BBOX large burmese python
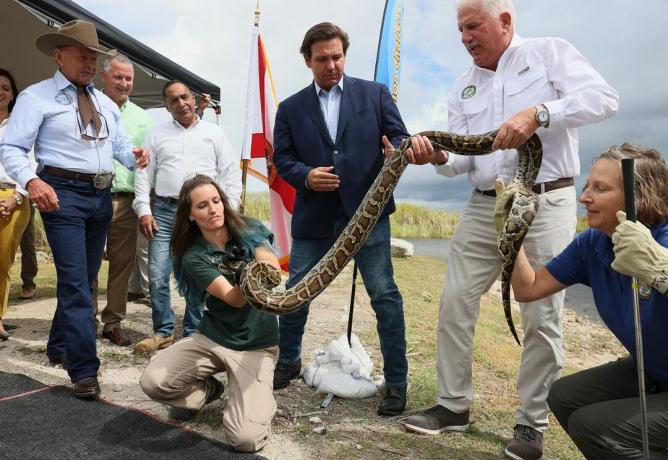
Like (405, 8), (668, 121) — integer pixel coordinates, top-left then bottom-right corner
(240, 130), (543, 345)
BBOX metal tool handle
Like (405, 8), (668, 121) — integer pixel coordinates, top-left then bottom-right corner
(622, 158), (650, 459)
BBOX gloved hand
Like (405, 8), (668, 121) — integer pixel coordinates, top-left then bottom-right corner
(218, 246), (248, 285)
(612, 211), (668, 295)
(494, 178), (520, 235)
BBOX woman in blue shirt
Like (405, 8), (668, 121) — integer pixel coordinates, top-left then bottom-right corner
(140, 174), (279, 453)
(509, 144), (667, 459)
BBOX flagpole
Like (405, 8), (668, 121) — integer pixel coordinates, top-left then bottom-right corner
(240, 3), (261, 215)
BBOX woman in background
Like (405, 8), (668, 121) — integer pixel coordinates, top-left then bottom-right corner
(0, 68), (30, 340)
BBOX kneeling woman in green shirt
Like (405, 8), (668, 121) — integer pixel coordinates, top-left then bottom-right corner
(140, 174), (279, 453)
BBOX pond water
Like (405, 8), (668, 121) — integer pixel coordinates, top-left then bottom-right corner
(406, 238), (602, 323)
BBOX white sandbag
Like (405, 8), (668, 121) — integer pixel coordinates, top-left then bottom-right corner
(303, 333), (377, 399)
(317, 370), (377, 399)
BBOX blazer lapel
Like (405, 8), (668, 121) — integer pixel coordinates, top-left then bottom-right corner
(305, 83), (333, 145)
(335, 75), (355, 145)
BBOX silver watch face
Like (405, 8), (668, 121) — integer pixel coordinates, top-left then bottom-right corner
(537, 110), (549, 123)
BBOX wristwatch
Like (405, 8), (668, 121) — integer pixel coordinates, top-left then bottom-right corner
(534, 104), (550, 128)
(12, 192), (23, 205)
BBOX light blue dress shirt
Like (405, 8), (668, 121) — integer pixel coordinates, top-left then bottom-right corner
(314, 80), (343, 143)
(0, 70), (136, 189)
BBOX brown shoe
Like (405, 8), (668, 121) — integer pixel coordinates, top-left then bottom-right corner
(102, 327), (131, 346)
(19, 286), (35, 300)
(133, 334), (174, 354)
(73, 376), (100, 399)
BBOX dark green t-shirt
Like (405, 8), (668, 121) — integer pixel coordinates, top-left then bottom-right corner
(182, 238), (278, 351)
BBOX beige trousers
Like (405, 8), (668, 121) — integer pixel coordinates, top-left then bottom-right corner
(437, 187), (576, 432)
(0, 188), (30, 317)
(140, 333), (277, 453)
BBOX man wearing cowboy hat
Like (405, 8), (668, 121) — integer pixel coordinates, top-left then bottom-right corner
(0, 19), (150, 399)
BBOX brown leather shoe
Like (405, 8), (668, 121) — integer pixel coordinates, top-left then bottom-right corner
(102, 327), (131, 346)
(73, 376), (100, 399)
(19, 286), (35, 300)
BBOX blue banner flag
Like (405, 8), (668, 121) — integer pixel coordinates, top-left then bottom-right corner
(374, 0), (404, 102)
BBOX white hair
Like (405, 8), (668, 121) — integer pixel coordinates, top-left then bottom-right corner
(456, 0), (517, 23)
(102, 52), (132, 72)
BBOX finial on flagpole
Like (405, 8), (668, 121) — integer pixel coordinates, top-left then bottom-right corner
(254, 1), (260, 27)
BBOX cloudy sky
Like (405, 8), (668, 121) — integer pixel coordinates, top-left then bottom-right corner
(75, 0), (668, 212)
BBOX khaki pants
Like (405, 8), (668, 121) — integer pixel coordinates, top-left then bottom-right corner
(437, 187), (576, 432)
(0, 188), (30, 317)
(140, 333), (277, 453)
(100, 194), (138, 331)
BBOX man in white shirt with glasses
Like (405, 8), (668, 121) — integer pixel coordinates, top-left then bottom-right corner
(402, 1), (619, 459)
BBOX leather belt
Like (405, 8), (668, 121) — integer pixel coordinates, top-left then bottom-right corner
(156, 195), (178, 205)
(111, 191), (134, 198)
(476, 177), (574, 197)
(43, 166), (97, 183)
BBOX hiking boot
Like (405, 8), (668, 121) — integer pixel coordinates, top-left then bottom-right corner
(273, 358), (301, 389)
(19, 286), (35, 300)
(169, 377), (224, 421)
(504, 424), (543, 460)
(378, 385), (407, 416)
(133, 334), (174, 354)
(73, 376), (101, 399)
(403, 405), (470, 435)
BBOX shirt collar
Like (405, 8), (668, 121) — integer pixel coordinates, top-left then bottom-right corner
(0, 118), (8, 129)
(54, 69), (95, 93)
(171, 113), (200, 130)
(314, 78), (344, 96)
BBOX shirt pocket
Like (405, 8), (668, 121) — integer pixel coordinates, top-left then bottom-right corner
(461, 96), (488, 128)
(504, 69), (551, 114)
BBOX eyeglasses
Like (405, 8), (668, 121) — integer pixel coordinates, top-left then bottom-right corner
(74, 108), (109, 141)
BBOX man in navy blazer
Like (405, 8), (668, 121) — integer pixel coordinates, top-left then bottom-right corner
(273, 22), (410, 416)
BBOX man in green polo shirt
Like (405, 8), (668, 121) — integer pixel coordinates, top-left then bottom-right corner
(97, 53), (154, 346)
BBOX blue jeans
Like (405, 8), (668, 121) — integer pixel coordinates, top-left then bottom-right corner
(278, 216), (408, 387)
(148, 197), (203, 337)
(40, 173), (112, 382)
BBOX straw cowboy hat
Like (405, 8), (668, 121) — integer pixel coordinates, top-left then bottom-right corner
(36, 19), (116, 56)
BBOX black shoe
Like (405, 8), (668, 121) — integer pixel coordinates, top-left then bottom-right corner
(205, 377), (224, 404)
(73, 376), (101, 399)
(273, 358), (301, 390)
(504, 424), (543, 460)
(127, 292), (148, 302)
(48, 354), (69, 371)
(378, 385), (407, 416)
(403, 405), (470, 434)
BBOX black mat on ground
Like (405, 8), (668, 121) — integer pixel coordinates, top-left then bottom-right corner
(0, 373), (265, 459)
(0, 371), (47, 398)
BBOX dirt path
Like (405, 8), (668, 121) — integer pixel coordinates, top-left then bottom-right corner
(0, 262), (622, 459)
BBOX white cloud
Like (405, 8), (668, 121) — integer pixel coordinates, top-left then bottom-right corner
(75, 0), (668, 208)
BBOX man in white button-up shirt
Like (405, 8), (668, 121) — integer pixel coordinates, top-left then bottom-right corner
(133, 81), (241, 354)
(402, 1), (619, 459)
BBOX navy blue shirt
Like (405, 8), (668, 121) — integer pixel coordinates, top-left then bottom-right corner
(546, 225), (668, 383)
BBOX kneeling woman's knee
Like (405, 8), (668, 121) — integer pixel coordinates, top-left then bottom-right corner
(225, 422), (271, 453)
(139, 366), (168, 399)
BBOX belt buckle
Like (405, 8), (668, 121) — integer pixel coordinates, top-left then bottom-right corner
(93, 172), (115, 190)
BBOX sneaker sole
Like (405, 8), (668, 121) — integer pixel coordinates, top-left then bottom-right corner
(403, 422), (470, 435)
(504, 447), (542, 460)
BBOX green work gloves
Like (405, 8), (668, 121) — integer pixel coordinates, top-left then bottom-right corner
(612, 211), (668, 296)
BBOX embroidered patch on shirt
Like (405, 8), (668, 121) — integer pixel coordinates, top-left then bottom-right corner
(518, 66), (530, 76)
(54, 91), (73, 105)
(461, 85), (476, 99)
